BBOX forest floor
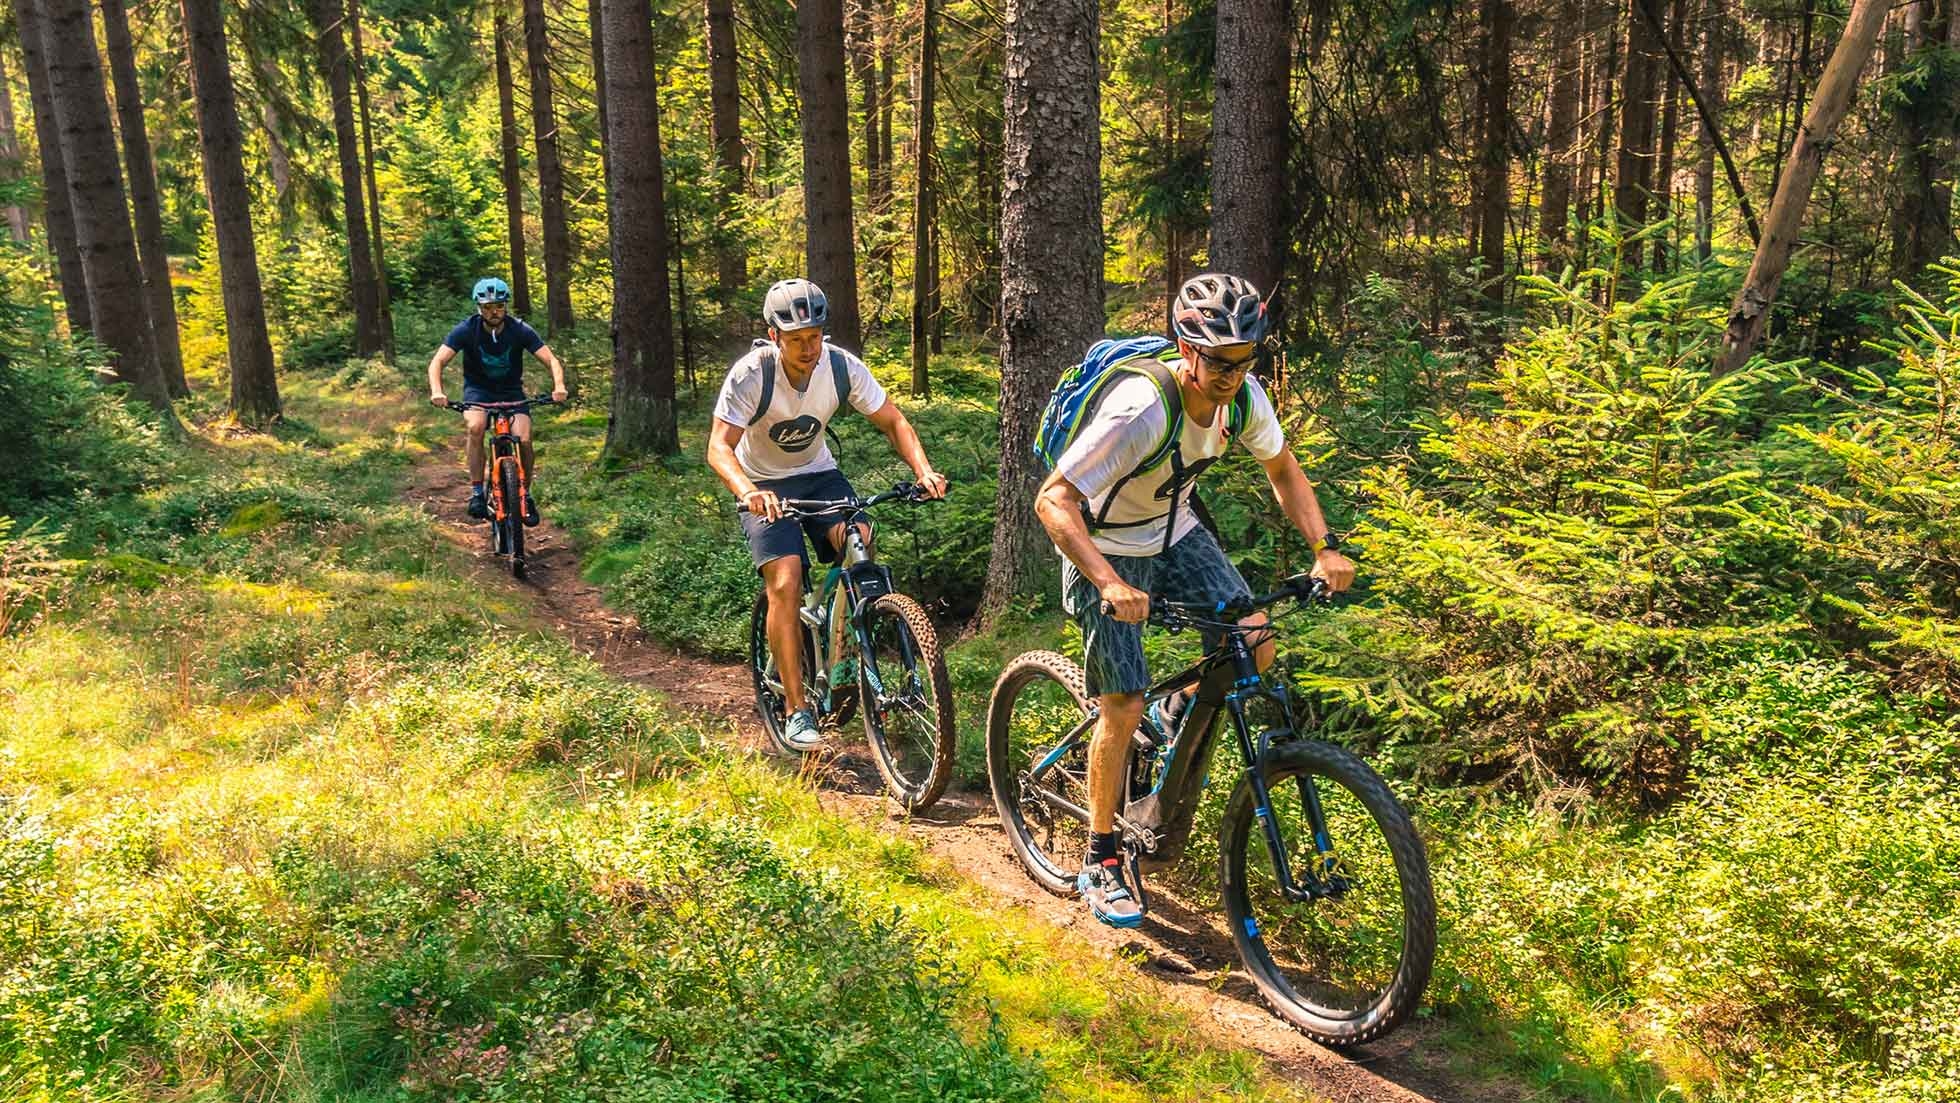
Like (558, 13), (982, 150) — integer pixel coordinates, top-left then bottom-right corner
(404, 445), (1548, 1103)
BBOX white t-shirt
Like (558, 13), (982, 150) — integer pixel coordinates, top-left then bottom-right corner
(1052, 372), (1286, 556)
(712, 342), (889, 480)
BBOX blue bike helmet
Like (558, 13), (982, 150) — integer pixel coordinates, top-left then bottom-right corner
(473, 277), (512, 305)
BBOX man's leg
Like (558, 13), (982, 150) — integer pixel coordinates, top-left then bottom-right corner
(761, 554), (807, 714)
(513, 413), (535, 482)
(464, 409), (488, 483)
(1087, 692), (1146, 834)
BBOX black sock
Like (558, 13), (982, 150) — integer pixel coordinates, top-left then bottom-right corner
(1088, 831), (1119, 865)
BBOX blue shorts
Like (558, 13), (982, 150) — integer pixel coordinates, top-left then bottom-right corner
(1062, 525), (1253, 697)
(739, 467), (869, 570)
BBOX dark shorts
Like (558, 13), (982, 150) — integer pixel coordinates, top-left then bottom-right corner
(1062, 525), (1253, 697)
(462, 383), (528, 405)
(739, 467), (869, 570)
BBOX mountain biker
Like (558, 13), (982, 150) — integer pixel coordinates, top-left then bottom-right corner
(427, 277), (569, 526)
(707, 277), (950, 750)
(1035, 273), (1357, 929)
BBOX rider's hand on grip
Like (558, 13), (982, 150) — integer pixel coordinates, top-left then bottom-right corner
(1097, 579), (1150, 624)
(741, 488), (785, 522)
(1311, 547), (1357, 594)
(430, 393), (449, 408)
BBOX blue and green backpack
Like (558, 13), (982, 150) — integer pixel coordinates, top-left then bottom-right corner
(1032, 336), (1250, 551)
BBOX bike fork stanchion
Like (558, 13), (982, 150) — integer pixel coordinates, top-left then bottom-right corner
(1223, 639), (1309, 904)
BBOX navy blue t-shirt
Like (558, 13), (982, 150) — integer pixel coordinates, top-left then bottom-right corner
(444, 315), (545, 398)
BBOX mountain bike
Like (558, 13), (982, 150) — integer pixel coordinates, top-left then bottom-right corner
(449, 396), (555, 580)
(985, 575), (1435, 1046)
(742, 482), (957, 811)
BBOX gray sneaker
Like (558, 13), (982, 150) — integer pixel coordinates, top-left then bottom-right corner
(783, 708), (822, 750)
(1077, 858), (1144, 928)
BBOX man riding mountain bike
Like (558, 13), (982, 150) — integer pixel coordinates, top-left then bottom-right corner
(1034, 272), (1357, 929)
(427, 277), (569, 525)
(708, 277), (950, 750)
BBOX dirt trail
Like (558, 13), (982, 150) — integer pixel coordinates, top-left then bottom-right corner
(404, 452), (1534, 1103)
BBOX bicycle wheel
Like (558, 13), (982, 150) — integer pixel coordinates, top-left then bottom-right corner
(1218, 739), (1435, 1047)
(750, 590), (819, 756)
(986, 652), (1148, 896)
(857, 593), (956, 812)
(498, 461), (525, 578)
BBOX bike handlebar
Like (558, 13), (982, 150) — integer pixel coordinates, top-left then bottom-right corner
(445, 395), (560, 413)
(735, 481), (935, 517)
(1101, 573), (1333, 627)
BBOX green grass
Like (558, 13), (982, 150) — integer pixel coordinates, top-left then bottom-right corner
(0, 370), (1322, 1101)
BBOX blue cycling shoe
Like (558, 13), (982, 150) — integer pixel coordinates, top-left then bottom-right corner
(1077, 858), (1144, 928)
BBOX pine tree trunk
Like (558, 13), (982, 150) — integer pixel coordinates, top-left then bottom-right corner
(0, 55), (31, 244)
(851, 0), (882, 310)
(1614, 0), (1663, 234)
(1210, 0), (1287, 316)
(909, 0), (935, 397)
(349, 0), (392, 358)
(39, 0), (166, 410)
(799, 0), (862, 349)
(599, 0), (678, 457)
(1694, 0), (1721, 261)
(181, 0), (279, 423)
(12, 0), (88, 335)
(1651, 0), (1685, 270)
(496, 7), (532, 318)
(1538, 0), (1580, 269)
(100, 0), (186, 396)
(1476, 0), (1513, 302)
(310, 0), (384, 357)
(1718, 0), (1888, 375)
(706, 0), (745, 301)
(979, 0), (1103, 626)
(1934, 0), (1960, 261)
(587, 0), (611, 199)
(523, 0), (574, 334)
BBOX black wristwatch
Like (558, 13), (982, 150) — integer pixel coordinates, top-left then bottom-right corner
(1311, 531), (1344, 555)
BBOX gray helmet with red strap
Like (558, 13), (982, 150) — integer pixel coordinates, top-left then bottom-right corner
(763, 278), (829, 332)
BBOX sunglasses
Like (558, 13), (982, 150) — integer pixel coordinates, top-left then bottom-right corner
(1193, 346), (1256, 376)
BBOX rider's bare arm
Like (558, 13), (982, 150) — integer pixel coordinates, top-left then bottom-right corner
(427, 344), (457, 404)
(1260, 449), (1356, 592)
(532, 344), (569, 400)
(1035, 473), (1150, 623)
(707, 418), (786, 521)
(862, 400), (948, 499)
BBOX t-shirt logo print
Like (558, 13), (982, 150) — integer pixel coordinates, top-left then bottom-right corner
(770, 415), (824, 452)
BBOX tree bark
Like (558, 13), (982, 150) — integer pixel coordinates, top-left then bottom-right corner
(599, 0), (678, 457)
(1476, 0), (1513, 302)
(310, 0), (385, 357)
(1538, 0), (1580, 269)
(39, 0), (166, 410)
(100, 0), (187, 396)
(1891, 0), (1953, 280)
(523, 0), (574, 334)
(349, 0), (393, 358)
(587, 0), (611, 199)
(1717, 0), (1888, 376)
(1614, 0), (1664, 234)
(181, 0), (279, 423)
(1694, 0), (1721, 261)
(1210, 0), (1288, 319)
(706, 0), (745, 301)
(850, 0), (883, 308)
(12, 0), (88, 335)
(979, 0), (1103, 625)
(799, 0), (862, 349)
(910, 0), (935, 397)
(1651, 0), (1685, 270)
(495, 7), (532, 318)
(0, 54), (31, 244)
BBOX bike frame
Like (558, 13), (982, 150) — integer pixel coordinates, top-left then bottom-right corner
(482, 409), (528, 527)
(1023, 598), (1348, 904)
